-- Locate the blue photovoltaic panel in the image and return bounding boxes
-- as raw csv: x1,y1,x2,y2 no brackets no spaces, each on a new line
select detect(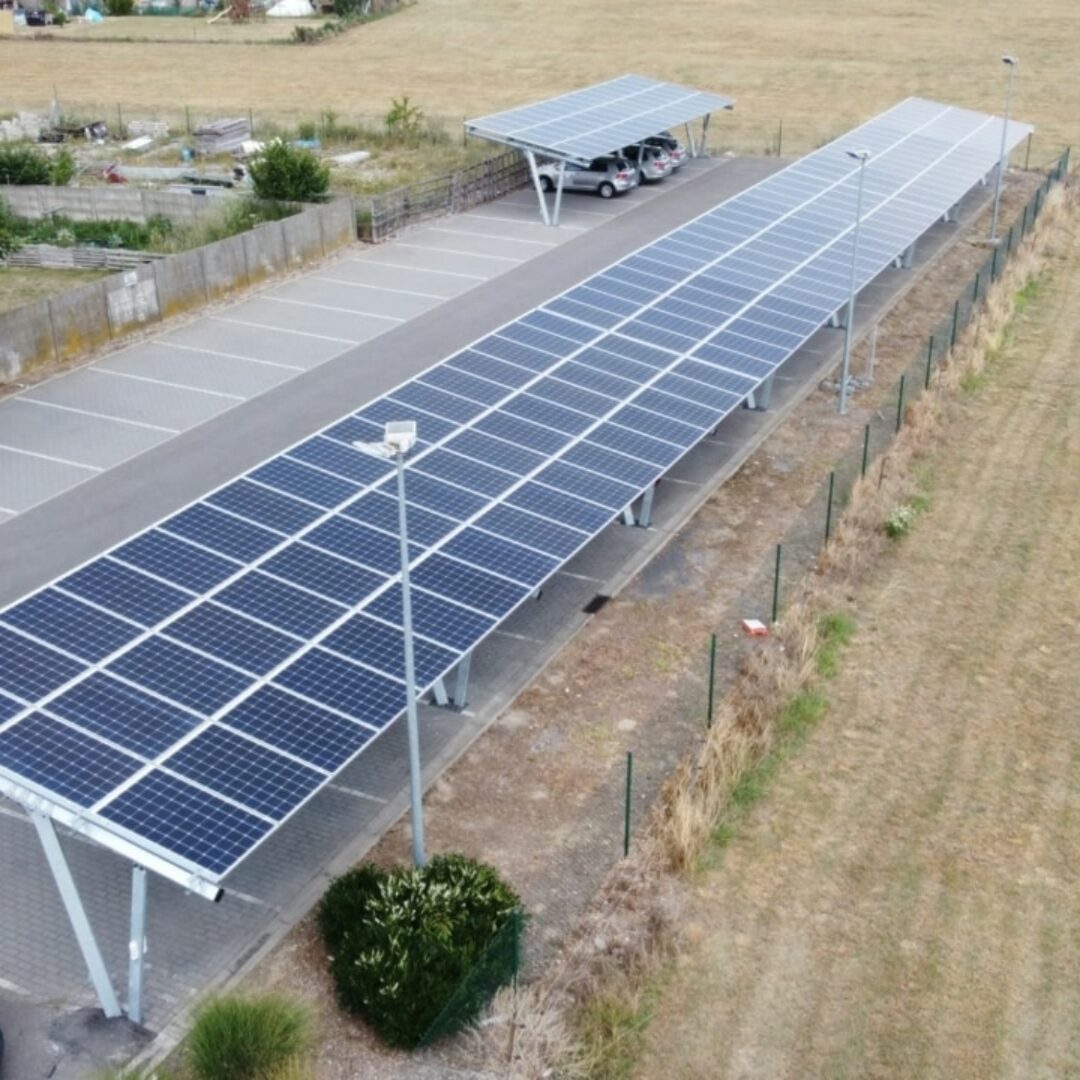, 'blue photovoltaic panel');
0,97,1034,882
0,588,141,664
323,612,458,684
0,625,86,701
108,637,254,715
48,674,199,758
273,649,405,727
0,712,142,807
60,558,192,627
167,726,324,821
465,75,734,165
112,530,241,593
224,686,373,772
100,771,272,877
